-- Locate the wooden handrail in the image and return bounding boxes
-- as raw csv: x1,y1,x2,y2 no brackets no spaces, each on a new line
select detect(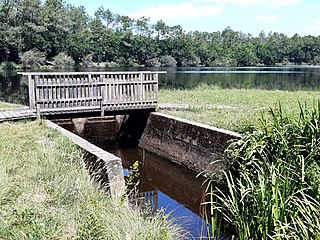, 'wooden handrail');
19,71,164,117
